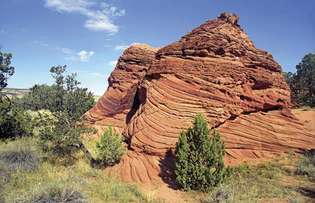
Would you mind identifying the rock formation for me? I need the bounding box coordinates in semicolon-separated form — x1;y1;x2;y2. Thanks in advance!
84;13;315;184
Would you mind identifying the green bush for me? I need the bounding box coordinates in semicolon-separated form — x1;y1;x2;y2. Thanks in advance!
96;127;126;167
0;98;33;139
175;114;226;191
37;112;84;156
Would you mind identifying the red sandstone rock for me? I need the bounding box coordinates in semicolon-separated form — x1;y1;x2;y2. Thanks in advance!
85;13;315;184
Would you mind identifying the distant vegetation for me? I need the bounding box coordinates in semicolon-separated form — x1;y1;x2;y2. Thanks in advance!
284;53;315;107
1;88;30;98
16;65;95;121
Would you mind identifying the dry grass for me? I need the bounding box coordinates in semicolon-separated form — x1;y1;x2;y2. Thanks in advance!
0;137;160;203
199;153;315;203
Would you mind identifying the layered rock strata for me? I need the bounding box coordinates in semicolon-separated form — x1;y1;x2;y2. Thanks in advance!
84;13;315;183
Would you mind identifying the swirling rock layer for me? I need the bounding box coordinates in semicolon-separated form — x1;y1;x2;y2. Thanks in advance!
85;13;315;184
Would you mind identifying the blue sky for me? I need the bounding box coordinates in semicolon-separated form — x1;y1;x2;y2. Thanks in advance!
1;0;314;95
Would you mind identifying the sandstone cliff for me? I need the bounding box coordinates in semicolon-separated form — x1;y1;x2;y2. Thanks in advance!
84;13;315;184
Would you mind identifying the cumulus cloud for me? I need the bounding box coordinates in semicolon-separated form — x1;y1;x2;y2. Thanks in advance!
45;0;125;34
77;50;94;62
59;47;94;62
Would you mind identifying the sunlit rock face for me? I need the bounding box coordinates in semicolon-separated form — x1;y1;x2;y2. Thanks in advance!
85;13;315;184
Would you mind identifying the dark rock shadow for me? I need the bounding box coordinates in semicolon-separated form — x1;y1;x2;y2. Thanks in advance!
158;149;178;190
296;187;315;199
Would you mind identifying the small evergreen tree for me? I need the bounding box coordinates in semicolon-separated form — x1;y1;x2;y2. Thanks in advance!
96;127;125;167
175;114;225;191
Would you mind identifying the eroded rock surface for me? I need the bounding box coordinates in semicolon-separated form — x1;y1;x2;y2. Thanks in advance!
85;13;315;183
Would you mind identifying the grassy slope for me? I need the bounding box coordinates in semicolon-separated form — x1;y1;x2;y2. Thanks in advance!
0;138;159;203
194;153;315;203
1;141;314;203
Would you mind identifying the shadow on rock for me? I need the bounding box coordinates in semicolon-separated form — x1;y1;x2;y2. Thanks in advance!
158;149;178;190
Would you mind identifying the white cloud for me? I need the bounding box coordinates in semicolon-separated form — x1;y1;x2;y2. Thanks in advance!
45;0;92;12
77;50;94;62
114;42;141;51
100;3;126;17
85;17;118;32
60;47;95;62
108;60;118;67
114;45;129;51
45;0;125;34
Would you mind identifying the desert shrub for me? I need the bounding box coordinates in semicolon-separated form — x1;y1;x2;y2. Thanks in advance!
202;187;230;203
296;149;315;180
38;112;84;156
175;114;226;191
0;144;39;171
24;187;86;203
37;111;95;166
0;98;33;139
27;109;57;136
95;127;126;167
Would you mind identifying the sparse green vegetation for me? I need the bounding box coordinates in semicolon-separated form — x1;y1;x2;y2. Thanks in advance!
22;187;87;203
200;155;315;203
0;137;158;203
175;114;226;191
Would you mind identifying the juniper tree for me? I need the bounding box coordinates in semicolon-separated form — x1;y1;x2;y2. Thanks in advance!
175;114;225;191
